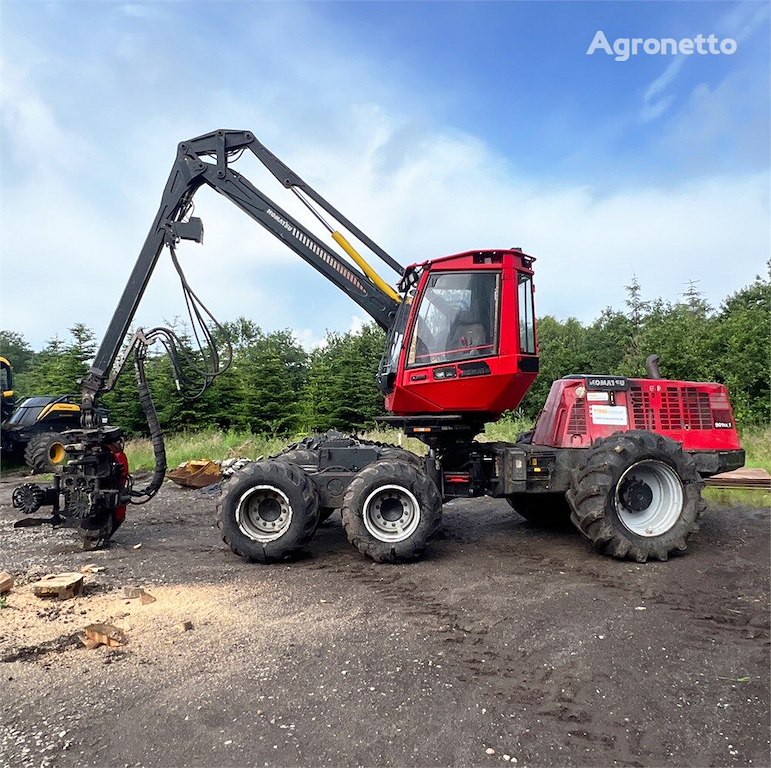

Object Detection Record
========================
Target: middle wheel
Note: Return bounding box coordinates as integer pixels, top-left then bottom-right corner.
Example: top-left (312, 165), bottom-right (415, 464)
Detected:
top-left (341, 459), bottom-right (442, 563)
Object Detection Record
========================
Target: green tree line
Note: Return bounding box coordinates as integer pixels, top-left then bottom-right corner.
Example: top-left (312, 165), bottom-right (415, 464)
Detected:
top-left (2, 270), bottom-right (768, 435)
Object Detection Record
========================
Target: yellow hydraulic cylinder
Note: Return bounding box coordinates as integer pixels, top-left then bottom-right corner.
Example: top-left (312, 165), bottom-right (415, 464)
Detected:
top-left (332, 231), bottom-right (400, 303)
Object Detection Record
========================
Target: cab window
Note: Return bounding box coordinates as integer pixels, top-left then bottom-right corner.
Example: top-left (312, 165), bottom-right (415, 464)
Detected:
top-left (408, 271), bottom-right (500, 367)
top-left (518, 272), bottom-right (536, 354)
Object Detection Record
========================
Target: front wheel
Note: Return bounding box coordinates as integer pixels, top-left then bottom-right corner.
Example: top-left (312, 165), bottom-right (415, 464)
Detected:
top-left (217, 461), bottom-right (319, 563)
top-left (341, 460), bottom-right (442, 563)
top-left (566, 431), bottom-right (705, 562)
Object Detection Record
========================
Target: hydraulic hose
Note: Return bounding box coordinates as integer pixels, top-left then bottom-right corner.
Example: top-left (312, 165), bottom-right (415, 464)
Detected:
top-left (130, 352), bottom-right (167, 501)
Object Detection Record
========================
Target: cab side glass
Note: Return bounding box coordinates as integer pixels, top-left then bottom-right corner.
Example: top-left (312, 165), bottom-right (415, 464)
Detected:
top-left (518, 272), bottom-right (536, 354)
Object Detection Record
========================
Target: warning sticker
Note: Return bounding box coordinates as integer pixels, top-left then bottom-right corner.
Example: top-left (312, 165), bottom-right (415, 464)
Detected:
top-left (590, 405), bottom-right (629, 426)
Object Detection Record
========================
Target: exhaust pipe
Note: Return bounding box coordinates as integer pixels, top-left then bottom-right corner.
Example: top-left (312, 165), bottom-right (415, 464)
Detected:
top-left (645, 354), bottom-right (661, 379)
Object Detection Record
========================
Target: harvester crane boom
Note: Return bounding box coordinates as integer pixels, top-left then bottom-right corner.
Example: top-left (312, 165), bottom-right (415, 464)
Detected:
top-left (81, 129), bottom-right (403, 416)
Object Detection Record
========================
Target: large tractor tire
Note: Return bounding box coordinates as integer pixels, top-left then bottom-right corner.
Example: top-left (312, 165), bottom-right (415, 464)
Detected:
top-left (24, 432), bottom-right (69, 474)
top-left (274, 447), bottom-right (334, 523)
top-left (217, 460), bottom-right (320, 563)
top-left (566, 430), bottom-right (705, 563)
top-left (341, 459), bottom-right (442, 563)
top-left (376, 445), bottom-right (425, 467)
top-left (275, 448), bottom-right (318, 467)
top-left (506, 492), bottom-right (573, 527)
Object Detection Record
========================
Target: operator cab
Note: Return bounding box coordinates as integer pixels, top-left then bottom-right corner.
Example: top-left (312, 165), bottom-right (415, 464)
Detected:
top-left (378, 248), bottom-right (539, 422)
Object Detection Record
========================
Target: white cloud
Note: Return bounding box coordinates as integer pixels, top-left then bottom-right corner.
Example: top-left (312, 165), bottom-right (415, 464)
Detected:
top-left (2, 84), bottom-right (767, 351)
top-left (0, 1), bottom-right (767, 362)
top-left (638, 3), bottom-right (769, 124)
top-left (641, 57), bottom-right (685, 122)
top-left (722, 1), bottom-right (770, 42)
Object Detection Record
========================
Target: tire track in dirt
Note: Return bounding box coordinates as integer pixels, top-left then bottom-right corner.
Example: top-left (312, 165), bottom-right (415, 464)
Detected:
top-left (302, 543), bottom-right (634, 764)
top-left (303, 507), bottom-right (770, 766)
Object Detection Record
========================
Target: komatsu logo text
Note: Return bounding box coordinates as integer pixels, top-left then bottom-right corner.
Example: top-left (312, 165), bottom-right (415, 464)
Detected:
top-left (266, 208), bottom-right (366, 294)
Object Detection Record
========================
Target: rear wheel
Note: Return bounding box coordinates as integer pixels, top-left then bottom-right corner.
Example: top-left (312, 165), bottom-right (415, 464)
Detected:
top-left (217, 461), bottom-right (319, 563)
top-left (341, 459), bottom-right (442, 563)
top-left (566, 431), bottom-right (704, 562)
top-left (24, 432), bottom-right (69, 474)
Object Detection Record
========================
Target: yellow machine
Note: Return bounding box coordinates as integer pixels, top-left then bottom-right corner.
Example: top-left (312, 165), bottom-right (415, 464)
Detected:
top-left (0, 357), bottom-right (105, 473)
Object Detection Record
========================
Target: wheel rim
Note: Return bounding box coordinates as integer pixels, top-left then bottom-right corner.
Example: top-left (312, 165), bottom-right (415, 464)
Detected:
top-left (615, 460), bottom-right (684, 537)
top-left (362, 484), bottom-right (421, 543)
top-left (49, 442), bottom-right (66, 464)
top-left (236, 485), bottom-right (293, 542)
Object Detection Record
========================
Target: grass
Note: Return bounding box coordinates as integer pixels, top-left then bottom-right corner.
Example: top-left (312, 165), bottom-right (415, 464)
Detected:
top-left (704, 487), bottom-right (770, 507)
top-left (738, 425), bottom-right (771, 471)
top-left (124, 429), bottom-right (290, 471)
top-left (481, 411), bottom-right (533, 443)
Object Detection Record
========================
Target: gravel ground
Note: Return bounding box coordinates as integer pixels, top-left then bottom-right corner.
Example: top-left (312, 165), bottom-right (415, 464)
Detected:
top-left (0, 472), bottom-right (768, 768)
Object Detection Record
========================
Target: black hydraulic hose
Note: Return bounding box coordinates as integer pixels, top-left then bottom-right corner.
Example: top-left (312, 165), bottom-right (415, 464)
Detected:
top-left (130, 352), bottom-right (167, 502)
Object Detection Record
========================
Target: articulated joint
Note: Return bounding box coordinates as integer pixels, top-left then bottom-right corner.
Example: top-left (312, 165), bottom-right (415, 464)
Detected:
top-left (78, 371), bottom-right (105, 427)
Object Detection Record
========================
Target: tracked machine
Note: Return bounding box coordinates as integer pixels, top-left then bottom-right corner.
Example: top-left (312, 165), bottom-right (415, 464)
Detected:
top-left (12, 130), bottom-right (744, 562)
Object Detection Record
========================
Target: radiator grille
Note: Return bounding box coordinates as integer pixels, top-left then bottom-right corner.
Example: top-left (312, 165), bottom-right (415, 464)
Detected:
top-left (682, 387), bottom-right (713, 430)
top-left (659, 387), bottom-right (682, 430)
top-left (633, 383), bottom-right (715, 431)
top-left (567, 397), bottom-right (587, 434)
top-left (630, 385), bottom-right (653, 430)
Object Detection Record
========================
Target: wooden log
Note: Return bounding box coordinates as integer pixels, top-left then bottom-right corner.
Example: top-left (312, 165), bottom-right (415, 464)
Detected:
top-left (32, 572), bottom-right (83, 599)
top-left (83, 623), bottom-right (128, 648)
top-left (0, 572), bottom-right (14, 594)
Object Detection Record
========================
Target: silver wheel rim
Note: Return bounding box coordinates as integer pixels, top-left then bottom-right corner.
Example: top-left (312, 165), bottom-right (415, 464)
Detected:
top-left (615, 460), bottom-right (684, 537)
top-left (362, 484), bottom-right (421, 543)
top-left (236, 485), bottom-right (293, 542)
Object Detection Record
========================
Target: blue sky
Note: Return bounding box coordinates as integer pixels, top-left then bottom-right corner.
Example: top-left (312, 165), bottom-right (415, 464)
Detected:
top-left (1, 0), bottom-right (768, 351)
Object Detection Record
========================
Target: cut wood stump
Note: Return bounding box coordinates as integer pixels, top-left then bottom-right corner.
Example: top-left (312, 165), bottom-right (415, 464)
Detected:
top-left (124, 586), bottom-right (156, 603)
top-left (82, 623), bottom-right (127, 648)
top-left (0, 572), bottom-right (14, 594)
top-left (32, 572), bottom-right (83, 599)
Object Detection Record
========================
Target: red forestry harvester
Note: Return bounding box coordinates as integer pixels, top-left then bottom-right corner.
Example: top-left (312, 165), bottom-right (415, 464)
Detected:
top-left (12, 130), bottom-right (744, 563)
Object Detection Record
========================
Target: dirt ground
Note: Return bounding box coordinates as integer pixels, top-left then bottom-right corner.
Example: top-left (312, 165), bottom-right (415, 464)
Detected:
top-left (0, 471), bottom-right (768, 768)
